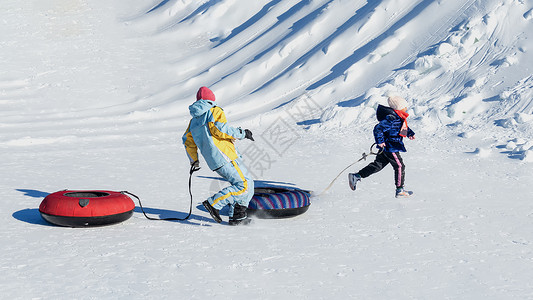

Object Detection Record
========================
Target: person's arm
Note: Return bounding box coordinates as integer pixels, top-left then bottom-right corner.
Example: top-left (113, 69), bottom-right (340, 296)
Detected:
top-left (407, 127), bottom-right (415, 140)
top-left (373, 119), bottom-right (390, 148)
top-left (182, 123), bottom-right (199, 165)
top-left (208, 106), bottom-right (246, 140)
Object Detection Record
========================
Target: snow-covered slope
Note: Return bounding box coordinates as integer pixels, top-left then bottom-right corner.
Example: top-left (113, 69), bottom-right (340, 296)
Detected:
top-left (1, 0), bottom-right (533, 299)
top-left (2, 0), bottom-right (532, 156)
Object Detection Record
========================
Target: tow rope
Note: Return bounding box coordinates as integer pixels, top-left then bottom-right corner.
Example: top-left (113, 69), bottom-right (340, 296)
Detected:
top-left (317, 143), bottom-right (383, 195)
top-left (122, 165), bottom-right (201, 221)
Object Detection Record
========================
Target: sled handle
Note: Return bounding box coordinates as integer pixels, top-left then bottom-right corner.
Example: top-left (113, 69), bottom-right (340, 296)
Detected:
top-left (369, 143), bottom-right (384, 156)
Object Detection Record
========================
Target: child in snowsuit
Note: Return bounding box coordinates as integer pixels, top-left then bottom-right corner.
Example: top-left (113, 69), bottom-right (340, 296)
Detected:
top-left (349, 96), bottom-right (415, 198)
top-left (182, 86), bottom-right (255, 225)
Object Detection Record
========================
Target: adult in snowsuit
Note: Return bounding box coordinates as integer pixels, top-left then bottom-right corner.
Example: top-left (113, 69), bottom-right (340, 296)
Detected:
top-left (183, 86), bottom-right (255, 225)
top-left (349, 96), bottom-right (415, 198)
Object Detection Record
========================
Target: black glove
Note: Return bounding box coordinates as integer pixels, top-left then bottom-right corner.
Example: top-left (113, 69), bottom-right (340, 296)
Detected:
top-left (244, 129), bottom-right (254, 141)
top-left (190, 160), bottom-right (200, 173)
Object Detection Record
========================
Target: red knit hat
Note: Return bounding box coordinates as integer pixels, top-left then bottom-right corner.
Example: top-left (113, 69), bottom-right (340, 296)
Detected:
top-left (196, 86), bottom-right (216, 101)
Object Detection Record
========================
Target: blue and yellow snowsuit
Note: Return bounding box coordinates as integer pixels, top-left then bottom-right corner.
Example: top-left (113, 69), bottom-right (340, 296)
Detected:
top-left (182, 99), bottom-right (254, 217)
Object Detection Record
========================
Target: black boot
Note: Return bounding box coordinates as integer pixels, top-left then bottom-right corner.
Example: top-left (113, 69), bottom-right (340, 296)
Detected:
top-left (229, 203), bottom-right (252, 226)
top-left (202, 200), bottom-right (222, 223)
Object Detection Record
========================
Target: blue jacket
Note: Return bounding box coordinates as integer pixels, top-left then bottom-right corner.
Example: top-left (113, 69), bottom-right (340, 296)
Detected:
top-left (182, 100), bottom-right (246, 170)
top-left (373, 105), bottom-right (415, 152)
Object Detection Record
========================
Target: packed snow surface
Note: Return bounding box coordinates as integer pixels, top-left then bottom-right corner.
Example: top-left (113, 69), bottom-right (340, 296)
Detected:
top-left (1, 0), bottom-right (533, 299)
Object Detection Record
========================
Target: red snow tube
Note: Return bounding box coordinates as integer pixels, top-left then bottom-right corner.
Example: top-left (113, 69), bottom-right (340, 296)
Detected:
top-left (248, 187), bottom-right (311, 219)
top-left (39, 190), bottom-right (135, 227)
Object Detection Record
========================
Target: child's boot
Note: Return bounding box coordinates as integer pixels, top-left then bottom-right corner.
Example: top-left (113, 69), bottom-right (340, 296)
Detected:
top-left (202, 200), bottom-right (222, 223)
top-left (395, 188), bottom-right (413, 198)
top-left (348, 173), bottom-right (362, 191)
top-left (229, 203), bottom-right (252, 226)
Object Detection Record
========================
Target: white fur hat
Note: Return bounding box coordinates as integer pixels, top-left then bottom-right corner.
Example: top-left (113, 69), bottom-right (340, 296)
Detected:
top-left (387, 96), bottom-right (408, 110)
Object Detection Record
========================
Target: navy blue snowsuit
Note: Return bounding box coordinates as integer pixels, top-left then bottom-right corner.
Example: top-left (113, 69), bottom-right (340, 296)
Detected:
top-left (358, 105), bottom-right (415, 188)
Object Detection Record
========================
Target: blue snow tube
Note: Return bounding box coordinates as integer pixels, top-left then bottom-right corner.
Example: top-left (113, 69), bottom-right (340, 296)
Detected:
top-left (247, 187), bottom-right (311, 218)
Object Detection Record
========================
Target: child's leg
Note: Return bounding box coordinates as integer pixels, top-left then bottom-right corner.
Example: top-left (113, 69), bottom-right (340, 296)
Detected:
top-left (357, 152), bottom-right (389, 178)
top-left (208, 160), bottom-right (253, 217)
top-left (386, 152), bottom-right (405, 188)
